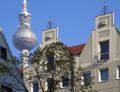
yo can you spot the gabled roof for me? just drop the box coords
[68,44,85,55]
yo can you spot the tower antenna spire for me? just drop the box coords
[22,0,27,11]
[101,1,108,14]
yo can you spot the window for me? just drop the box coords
[117,65,120,79]
[83,71,91,85]
[99,68,108,82]
[47,53,54,71]
[0,46,7,60]
[33,82,39,92]
[99,41,109,60]
[1,85,12,92]
[47,79,53,90]
[62,76,69,87]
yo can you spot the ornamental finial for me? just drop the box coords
[101,1,108,14]
[47,18,54,29]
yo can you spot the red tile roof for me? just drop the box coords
[68,44,85,55]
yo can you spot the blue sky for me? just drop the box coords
[0,0,120,57]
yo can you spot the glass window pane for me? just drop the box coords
[47,53,54,70]
[62,76,69,87]
[0,46,7,60]
[100,41,109,60]
[47,79,53,90]
[1,47,7,60]
[83,72,91,85]
[33,82,39,92]
[1,85,12,92]
[100,69,108,81]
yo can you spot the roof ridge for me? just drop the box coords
[69,43,85,48]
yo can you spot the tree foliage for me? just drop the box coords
[30,42,96,92]
[31,42,72,92]
[0,42,96,92]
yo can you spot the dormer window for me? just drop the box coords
[99,40,109,61]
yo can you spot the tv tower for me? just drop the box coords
[13,0,37,67]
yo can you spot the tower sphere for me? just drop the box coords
[13,28,37,51]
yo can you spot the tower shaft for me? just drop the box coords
[20,49,29,68]
[13,0,37,68]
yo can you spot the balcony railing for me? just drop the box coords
[99,52,109,61]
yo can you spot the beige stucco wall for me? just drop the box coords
[79,13,120,92]
[79,35,92,66]
[116,28,120,58]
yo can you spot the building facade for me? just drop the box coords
[80,12,120,92]
[26,12,120,92]
[0,28,13,92]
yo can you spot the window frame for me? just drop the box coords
[83,71,91,85]
[60,76,70,88]
[47,53,55,71]
[32,81,39,92]
[117,65,120,79]
[98,40,109,61]
[99,68,109,82]
[0,46,7,60]
[62,76,69,87]
[1,85,12,92]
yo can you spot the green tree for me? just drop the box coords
[30,42,96,92]
[31,42,71,92]
[0,42,96,92]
